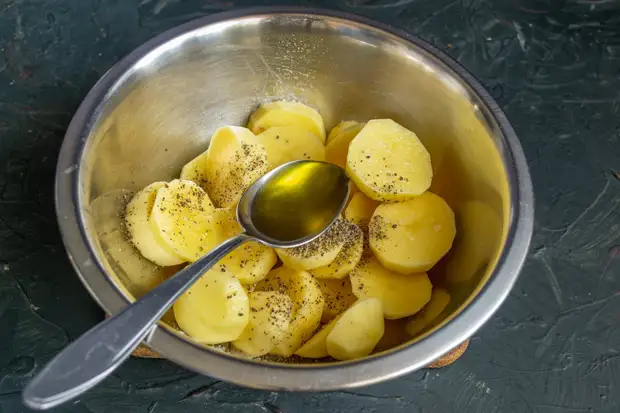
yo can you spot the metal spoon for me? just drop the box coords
[23,160,350,410]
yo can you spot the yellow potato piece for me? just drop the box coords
[276,217,348,271]
[350,257,432,319]
[316,277,357,323]
[150,179,218,262]
[255,267,324,356]
[310,221,363,279]
[93,191,171,298]
[174,265,249,344]
[125,182,184,266]
[180,150,209,190]
[345,192,380,257]
[344,192,380,228]
[326,120,362,145]
[205,126,268,208]
[406,288,451,336]
[325,122,364,168]
[257,126,325,170]
[211,208,277,284]
[295,316,340,359]
[247,100,326,143]
[326,298,384,360]
[232,291,293,357]
[347,119,432,201]
[369,192,456,274]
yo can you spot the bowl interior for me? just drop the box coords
[79,13,509,364]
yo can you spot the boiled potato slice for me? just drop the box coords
[125,182,184,266]
[276,217,348,271]
[325,122,364,168]
[326,298,384,360]
[248,101,326,143]
[204,126,268,208]
[310,221,363,279]
[326,120,362,145]
[211,208,277,284]
[350,257,432,319]
[295,316,340,358]
[180,150,209,190]
[369,192,456,274]
[344,192,380,228]
[345,192,379,256]
[347,119,432,201]
[150,179,218,262]
[93,191,171,298]
[257,126,325,170]
[255,266,324,356]
[174,264,249,344]
[406,288,451,336]
[232,291,293,357]
[316,277,357,323]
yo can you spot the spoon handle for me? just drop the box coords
[23,233,253,411]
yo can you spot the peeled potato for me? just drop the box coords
[325,122,364,168]
[150,179,218,262]
[295,316,340,359]
[257,126,325,170]
[174,264,249,344]
[326,298,384,360]
[369,192,456,274]
[310,221,363,279]
[232,291,293,357]
[93,191,170,298]
[276,217,348,271]
[326,120,362,145]
[125,182,184,266]
[316,277,357,323]
[255,267,324,356]
[350,257,432,319]
[406,288,451,336]
[344,192,380,228]
[248,100,326,143]
[211,208,277,284]
[180,150,209,190]
[204,126,268,208]
[347,119,432,201]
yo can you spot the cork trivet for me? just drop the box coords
[105,314,162,358]
[107,313,469,363]
[131,343,162,358]
[426,339,469,368]
[130,339,469,363]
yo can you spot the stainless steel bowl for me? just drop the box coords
[56,8,533,390]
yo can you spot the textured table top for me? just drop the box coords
[1,1,620,412]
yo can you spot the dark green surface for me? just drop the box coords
[1,0,620,412]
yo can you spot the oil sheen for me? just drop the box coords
[250,162,349,243]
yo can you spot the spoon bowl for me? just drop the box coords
[23,160,349,410]
[239,160,350,246]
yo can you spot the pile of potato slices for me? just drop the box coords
[123,100,456,361]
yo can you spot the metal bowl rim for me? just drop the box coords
[55,6,534,390]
